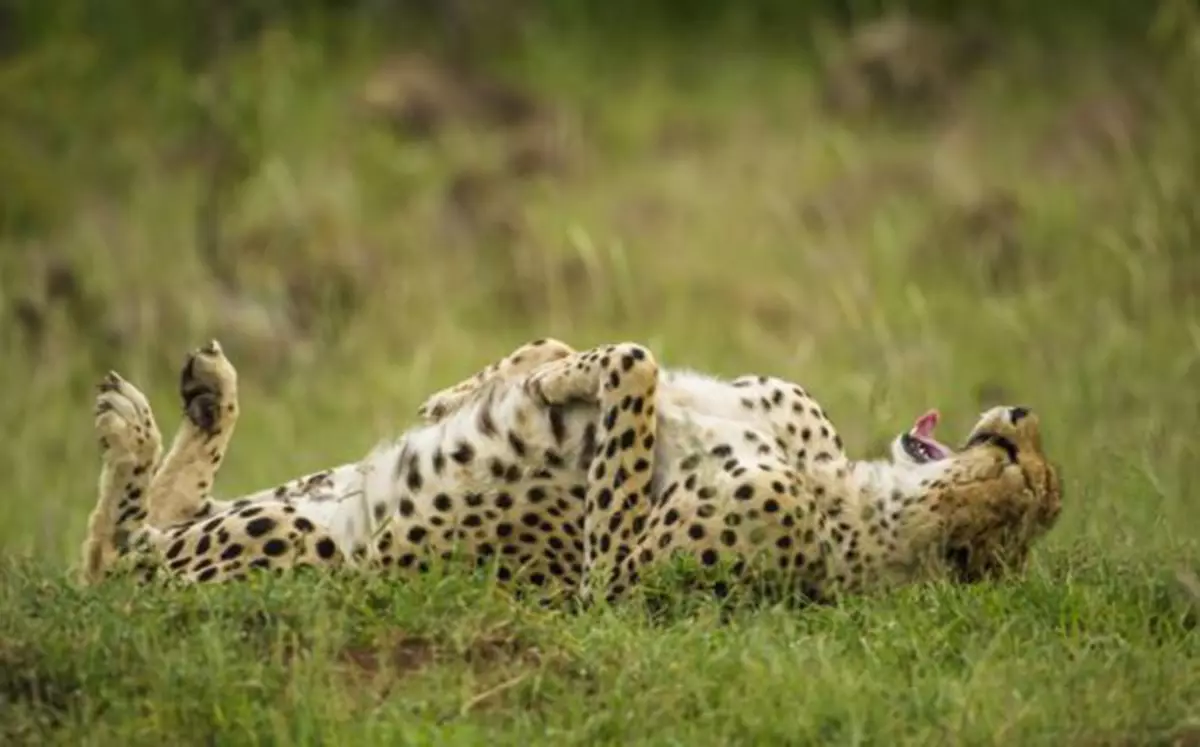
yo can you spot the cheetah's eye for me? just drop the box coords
[964,432,1019,462]
[964,433,992,448]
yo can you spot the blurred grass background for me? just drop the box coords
[0,1,1198,742]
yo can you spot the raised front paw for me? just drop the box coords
[523,357,597,407]
[95,372,162,466]
[179,340,238,435]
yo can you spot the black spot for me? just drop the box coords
[406,464,424,491]
[196,567,219,582]
[433,494,453,512]
[398,498,416,517]
[700,549,719,567]
[263,538,288,557]
[614,466,629,488]
[507,432,527,457]
[734,484,755,501]
[451,441,476,464]
[548,406,567,444]
[407,526,428,543]
[720,530,737,547]
[220,543,243,561]
[619,428,636,449]
[578,423,598,470]
[244,517,277,538]
[165,539,186,560]
[315,537,337,559]
[687,524,705,540]
[602,406,619,431]
[478,407,498,437]
[195,536,211,555]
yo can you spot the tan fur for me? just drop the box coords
[79,339,1062,606]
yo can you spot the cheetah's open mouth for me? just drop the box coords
[901,409,952,463]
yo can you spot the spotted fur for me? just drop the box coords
[80,339,1063,604]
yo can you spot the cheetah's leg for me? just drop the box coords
[80,373,164,584]
[417,338,576,423]
[525,343,660,603]
[142,340,240,527]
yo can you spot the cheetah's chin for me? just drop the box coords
[902,408,951,463]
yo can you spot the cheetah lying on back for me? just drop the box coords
[82,338,1062,604]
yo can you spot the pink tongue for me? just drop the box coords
[910,408,952,458]
[913,409,940,438]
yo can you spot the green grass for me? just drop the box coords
[1,13,1198,744]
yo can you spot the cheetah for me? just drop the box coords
[81,338,1062,605]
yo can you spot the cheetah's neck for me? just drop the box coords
[815,457,953,586]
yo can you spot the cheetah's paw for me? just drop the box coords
[95,372,161,466]
[179,340,238,435]
[523,357,597,407]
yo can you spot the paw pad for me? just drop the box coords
[178,340,237,435]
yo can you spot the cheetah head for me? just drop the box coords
[934,406,1062,583]
[890,406,1062,584]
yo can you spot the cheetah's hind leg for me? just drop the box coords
[80,371,164,584]
[142,340,241,528]
[524,343,661,604]
[416,338,576,423]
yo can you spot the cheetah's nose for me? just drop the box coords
[1009,406,1031,424]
